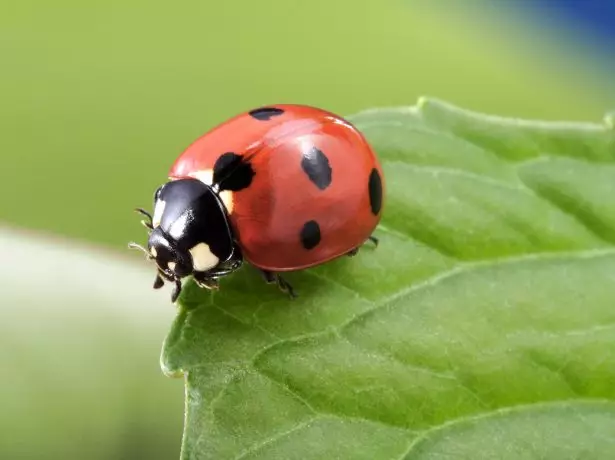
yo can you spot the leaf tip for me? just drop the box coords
[160,357,185,379]
[416,95,433,112]
[414,96,468,122]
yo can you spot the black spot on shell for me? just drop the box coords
[368,168,382,215]
[300,220,321,250]
[301,147,332,190]
[213,152,255,191]
[248,107,285,121]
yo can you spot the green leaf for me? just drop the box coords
[161,98,615,459]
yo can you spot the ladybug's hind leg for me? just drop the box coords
[347,235,380,257]
[260,270,297,299]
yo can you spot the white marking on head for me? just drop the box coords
[189,242,219,272]
[150,246,157,257]
[168,261,176,271]
[152,199,166,227]
[190,169,214,186]
[219,190,234,214]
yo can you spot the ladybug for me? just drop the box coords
[129,104,385,302]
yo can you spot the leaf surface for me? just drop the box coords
[162,98,615,459]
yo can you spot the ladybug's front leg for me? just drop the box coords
[150,269,183,303]
[193,272,221,291]
[259,270,297,299]
[171,279,183,303]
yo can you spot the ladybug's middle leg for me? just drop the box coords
[259,270,297,299]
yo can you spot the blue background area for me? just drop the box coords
[519,0,615,58]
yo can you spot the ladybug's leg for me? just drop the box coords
[171,278,183,303]
[347,235,379,257]
[152,268,177,290]
[260,270,297,299]
[193,272,221,291]
[277,276,297,299]
[151,269,184,302]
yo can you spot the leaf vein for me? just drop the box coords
[518,174,614,245]
[212,304,281,340]
[396,399,615,459]
[232,418,318,460]
[339,247,615,335]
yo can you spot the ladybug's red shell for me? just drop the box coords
[168,104,384,272]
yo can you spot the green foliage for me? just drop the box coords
[162,98,615,459]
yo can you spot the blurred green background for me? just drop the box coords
[1,1,613,458]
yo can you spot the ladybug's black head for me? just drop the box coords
[129,178,241,302]
[147,226,194,279]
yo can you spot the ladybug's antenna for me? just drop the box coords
[128,242,154,259]
[134,208,153,229]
